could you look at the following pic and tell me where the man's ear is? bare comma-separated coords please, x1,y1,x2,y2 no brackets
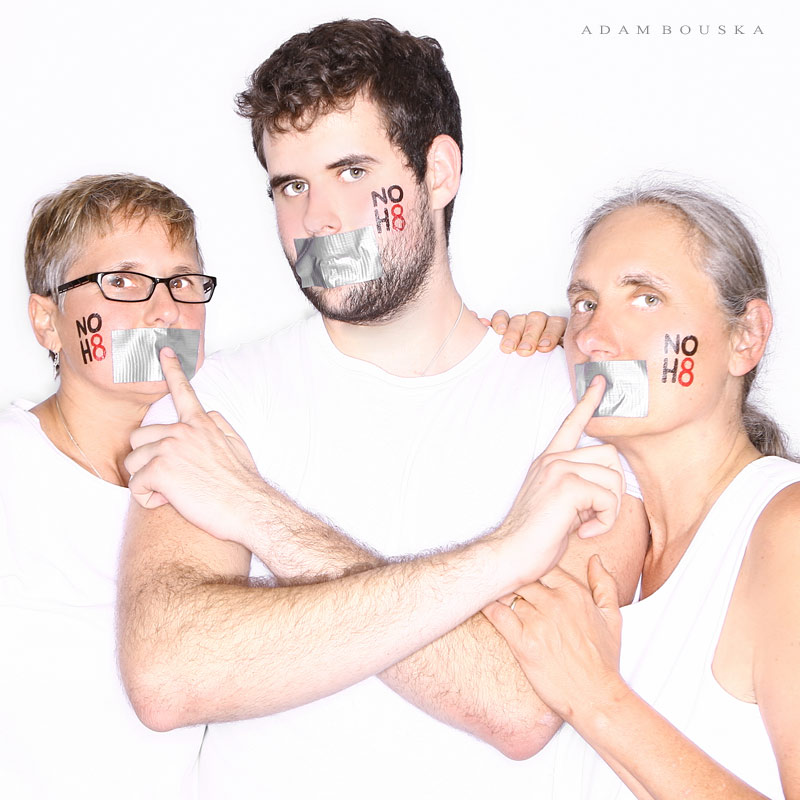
425,134,461,211
730,299,772,377
28,294,62,355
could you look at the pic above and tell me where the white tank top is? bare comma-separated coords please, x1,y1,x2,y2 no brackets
546,455,800,799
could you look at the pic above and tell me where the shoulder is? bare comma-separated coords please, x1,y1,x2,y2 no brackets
741,461,800,647
748,472,800,569
160,315,318,425
463,336,573,406
744,466,800,787
202,314,315,380
0,408,39,491
0,405,42,445
474,335,572,397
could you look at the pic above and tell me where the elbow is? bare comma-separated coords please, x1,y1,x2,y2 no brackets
493,736,545,762
133,702,183,734
130,694,188,734
121,661,197,733
488,714,562,761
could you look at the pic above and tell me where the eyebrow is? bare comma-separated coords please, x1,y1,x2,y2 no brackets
566,279,594,298
267,154,380,193
104,261,198,275
326,153,379,171
567,271,673,297
616,271,672,292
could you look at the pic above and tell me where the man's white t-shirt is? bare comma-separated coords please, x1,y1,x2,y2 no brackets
147,313,638,798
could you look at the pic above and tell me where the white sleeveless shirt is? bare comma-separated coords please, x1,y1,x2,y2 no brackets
545,456,800,799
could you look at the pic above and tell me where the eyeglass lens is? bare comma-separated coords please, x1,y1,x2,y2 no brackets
100,272,214,302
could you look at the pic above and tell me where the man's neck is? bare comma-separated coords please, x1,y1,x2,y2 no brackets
322,272,487,377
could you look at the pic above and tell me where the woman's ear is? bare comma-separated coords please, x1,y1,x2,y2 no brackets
29,294,62,355
729,299,772,377
425,134,461,211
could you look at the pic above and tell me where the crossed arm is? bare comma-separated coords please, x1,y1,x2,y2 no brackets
117,352,647,758
377,497,646,758
119,478,645,758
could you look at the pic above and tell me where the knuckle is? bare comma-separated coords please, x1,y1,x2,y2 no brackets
540,452,558,468
544,457,570,482
524,314,546,332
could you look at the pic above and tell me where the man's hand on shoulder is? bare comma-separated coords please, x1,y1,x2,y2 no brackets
473,308,567,355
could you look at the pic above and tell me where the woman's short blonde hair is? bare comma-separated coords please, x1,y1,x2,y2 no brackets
25,173,203,305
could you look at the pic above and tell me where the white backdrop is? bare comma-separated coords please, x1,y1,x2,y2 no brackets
2,0,798,448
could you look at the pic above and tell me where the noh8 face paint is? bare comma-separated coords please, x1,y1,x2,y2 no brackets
575,360,649,417
293,226,383,289
111,328,201,383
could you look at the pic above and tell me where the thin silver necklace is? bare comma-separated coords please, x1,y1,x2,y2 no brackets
54,396,103,480
420,299,465,376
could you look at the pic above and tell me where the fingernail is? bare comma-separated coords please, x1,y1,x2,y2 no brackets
159,346,177,358
502,339,514,349
539,338,551,348
497,324,507,333
518,342,532,351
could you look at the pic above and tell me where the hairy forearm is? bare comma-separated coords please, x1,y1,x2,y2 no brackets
250,489,560,758
248,491,646,759
380,612,561,759
573,685,769,800
377,498,648,758
240,481,387,582
118,504,524,733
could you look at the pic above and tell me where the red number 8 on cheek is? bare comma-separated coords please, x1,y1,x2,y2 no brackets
391,204,405,231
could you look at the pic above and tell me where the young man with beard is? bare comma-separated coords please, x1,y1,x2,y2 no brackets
118,19,648,797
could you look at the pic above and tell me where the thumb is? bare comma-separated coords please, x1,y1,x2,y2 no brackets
588,554,619,613
207,410,258,470
207,410,243,440
481,600,523,640
129,485,169,510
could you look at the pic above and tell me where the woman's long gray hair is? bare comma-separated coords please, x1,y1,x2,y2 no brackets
574,182,793,460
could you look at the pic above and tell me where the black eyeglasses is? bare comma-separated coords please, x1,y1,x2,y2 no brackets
57,271,217,304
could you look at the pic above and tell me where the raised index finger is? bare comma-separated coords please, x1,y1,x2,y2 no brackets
544,374,606,454
159,346,205,421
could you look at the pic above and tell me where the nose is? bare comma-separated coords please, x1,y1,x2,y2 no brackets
302,188,342,237
143,281,180,327
573,305,622,360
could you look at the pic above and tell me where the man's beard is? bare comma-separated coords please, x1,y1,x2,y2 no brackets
291,194,436,324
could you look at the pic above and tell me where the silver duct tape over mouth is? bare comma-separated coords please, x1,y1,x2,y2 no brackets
575,360,649,417
111,328,201,383
293,225,383,288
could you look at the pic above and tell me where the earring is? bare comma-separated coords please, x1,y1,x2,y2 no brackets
52,350,60,379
